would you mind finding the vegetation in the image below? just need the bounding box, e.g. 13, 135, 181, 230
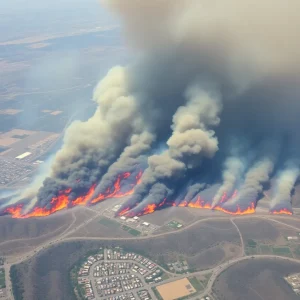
167, 220, 183, 229
121, 225, 141, 236
99, 217, 120, 228
69, 267, 85, 300
69, 247, 104, 300
161, 272, 169, 280
0, 268, 5, 289
245, 247, 258, 255
10, 265, 24, 300
259, 244, 272, 254
272, 247, 293, 257
247, 239, 257, 248
189, 276, 204, 291
292, 245, 300, 256
198, 273, 212, 288
152, 287, 163, 300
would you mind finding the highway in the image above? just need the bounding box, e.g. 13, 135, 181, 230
3, 211, 300, 300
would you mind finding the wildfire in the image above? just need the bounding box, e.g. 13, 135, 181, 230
188, 196, 212, 209
119, 207, 131, 216
214, 202, 256, 216
178, 200, 188, 207
4, 171, 143, 219
158, 198, 167, 208
139, 203, 157, 215
271, 208, 293, 215
72, 184, 96, 206
4, 205, 23, 218
220, 192, 227, 203
91, 171, 143, 204
231, 190, 238, 199
17, 191, 71, 218
3, 172, 293, 220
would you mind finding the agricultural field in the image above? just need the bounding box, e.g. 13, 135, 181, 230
167, 220, 183, 230
121, 225, 141, 236
245, 239, 294, 258
98, 217, 120, 228
0, 268, 5, 289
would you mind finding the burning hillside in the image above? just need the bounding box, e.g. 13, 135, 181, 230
2, 0, 300, 218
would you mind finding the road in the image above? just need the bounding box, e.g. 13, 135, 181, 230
88, 252, 158, 300
4, 211, 300, 300
230, 218, 244, 256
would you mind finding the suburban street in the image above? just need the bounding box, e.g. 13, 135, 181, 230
3, 209, 300, 300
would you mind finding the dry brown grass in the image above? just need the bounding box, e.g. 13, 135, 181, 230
157, 278, 196, 300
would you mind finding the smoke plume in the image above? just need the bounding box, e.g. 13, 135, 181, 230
4, 0, 300, 218
212, 157, 244, 207
228, 158, 274, 208
119, 85, 221, 214
270, 167, 299, 211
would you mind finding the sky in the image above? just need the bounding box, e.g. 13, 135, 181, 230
0, 0, 117, 41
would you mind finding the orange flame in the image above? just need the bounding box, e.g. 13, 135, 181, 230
214, 202, 256, 215
72, 184, 96, 206
140, 203, 157, 215
91, 171, 142, 204
187, 196, 212, 209
119, 207, 130, 216
158, 197, 167, 208
271, 208, 293, 215
178, 200, 188, 207
5, 171, 143, 219
4, 205, 24, 218
20, 192, 70, 218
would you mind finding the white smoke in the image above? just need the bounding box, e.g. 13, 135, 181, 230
229, 158, 274, 206
270, 167, 299, 210
212, 157, 245, 207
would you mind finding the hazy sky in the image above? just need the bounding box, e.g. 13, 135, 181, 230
0, 0, 117, 41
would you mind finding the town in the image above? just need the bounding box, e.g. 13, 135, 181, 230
73, 247, 165, 300
71, 247, 212, 300
285, 273, 300, 296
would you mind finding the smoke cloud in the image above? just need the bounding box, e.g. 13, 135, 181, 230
119, 85, 221, 214
212, 157, 244, 207
270, 167, 299, 211
229, 158, 275, 208
6, 0, 300, 217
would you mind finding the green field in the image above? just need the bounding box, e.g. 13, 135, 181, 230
198, 273, 212, 288
260, 244, 272, 254
247, 239, 257, 248
99, 217, 120, 228
189, 277, 204, 291
293, 246, 300, 256
245, 247, 258, 255
167, 220, 183, 229
152, 287, 163, 300
0, 268, 6, 289
272, 247, 293, 257
122, 225, 141, 236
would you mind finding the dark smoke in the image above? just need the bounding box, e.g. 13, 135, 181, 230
25, 0, 300, 215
